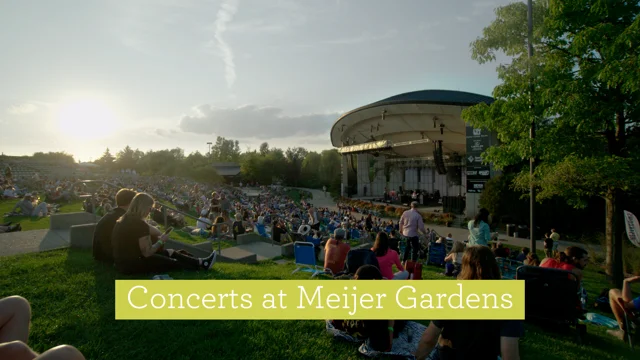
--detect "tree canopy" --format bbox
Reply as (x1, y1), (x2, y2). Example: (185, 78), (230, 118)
(464, 0), (640, 287)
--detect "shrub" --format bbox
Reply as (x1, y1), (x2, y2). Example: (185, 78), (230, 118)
(385, 206), (396, 213)
(395, 208), (405, 217)
(375, 204), (386, 211)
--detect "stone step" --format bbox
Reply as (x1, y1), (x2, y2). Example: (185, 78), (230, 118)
(219, 247), (258, 264)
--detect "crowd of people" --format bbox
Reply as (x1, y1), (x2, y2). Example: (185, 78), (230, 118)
(1, 168), (639, 359)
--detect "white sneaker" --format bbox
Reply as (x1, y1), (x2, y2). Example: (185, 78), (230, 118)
(202, 251), (217, 270)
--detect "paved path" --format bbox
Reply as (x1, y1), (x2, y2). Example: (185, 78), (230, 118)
(295, 187), (603, 255)
(0, 229), (70, 257)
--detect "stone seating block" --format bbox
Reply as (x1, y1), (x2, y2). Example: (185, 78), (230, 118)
(281, 242), (294, 257)
(69, 223), (96, 250)
(50, 212), (98, 230)
(237, 233), (263, 245)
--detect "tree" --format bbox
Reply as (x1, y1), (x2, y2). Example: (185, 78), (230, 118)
(259, 142), (270, 156)
(285, 147), (308, 186)
(96, 148), (115, 170)
(463, 0), (640, 287)
(115, 146), (136, 170)
(211, 136), (241, 162)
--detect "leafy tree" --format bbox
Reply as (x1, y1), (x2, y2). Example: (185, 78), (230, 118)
(259, 142), (269, 156)
(211, 136), (240, 162)
(96, 148), (115, 170)
(463, 0), (640, 287)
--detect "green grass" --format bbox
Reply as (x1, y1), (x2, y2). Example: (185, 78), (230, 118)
(0, 199), (86, 231)
(0, 249), (637, 360)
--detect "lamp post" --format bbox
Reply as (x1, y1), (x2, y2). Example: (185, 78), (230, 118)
(527, 0), (536, 253)
(207, 142), (213, 159)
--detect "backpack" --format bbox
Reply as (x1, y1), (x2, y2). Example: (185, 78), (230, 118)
(340, 249), (380, 276)
(593, 288), (612, 313)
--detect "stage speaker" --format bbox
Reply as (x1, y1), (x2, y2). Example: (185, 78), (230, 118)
(447, 166), (462, 185)
(434, 141), (447, 175)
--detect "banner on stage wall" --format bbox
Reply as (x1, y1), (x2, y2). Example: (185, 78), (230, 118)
(624, 210), (640, 248)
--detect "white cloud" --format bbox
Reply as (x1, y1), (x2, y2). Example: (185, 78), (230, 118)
(178, 104), (340, 140)
(211, 0), (239, 88)
(323, 29), (398, 45)
(7, 103), (37, 115)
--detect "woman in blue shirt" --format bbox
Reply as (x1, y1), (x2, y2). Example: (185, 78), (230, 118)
(468, 208), (491, 246)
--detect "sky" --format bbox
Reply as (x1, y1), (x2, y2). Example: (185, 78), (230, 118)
(0, 0), (514, 162)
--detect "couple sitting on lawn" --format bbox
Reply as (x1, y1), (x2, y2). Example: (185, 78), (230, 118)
(92, 188), (217, 275)
(10, 194), (49, 218)
(328, 246), (523, 360)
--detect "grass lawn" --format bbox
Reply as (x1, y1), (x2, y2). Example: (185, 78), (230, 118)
(0, 199), (86, 231)
(0, 249), (636, 360)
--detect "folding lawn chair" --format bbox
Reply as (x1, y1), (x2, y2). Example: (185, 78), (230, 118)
(291, 241), (324, 277)
(426, 242), (446, 266)
(617, 297), (640, 349)
(516, 265), (587, 343)
(256, 223), (270, 238)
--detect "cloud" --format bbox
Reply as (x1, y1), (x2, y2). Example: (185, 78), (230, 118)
(7, 103), (37, 115)
(455, 16), (471, 23)
(212, 0), (239, 88)
(323, 29), (398, 45)
(179, 104), (340, 139)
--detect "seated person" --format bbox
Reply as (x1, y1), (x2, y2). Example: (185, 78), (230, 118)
(93, 189), (136, 263)
(210, 216), (228, 239)
(607, 275), (640, 341)
(515, 247), (529, 262)
(324, 228), (351, 274)
(3, 186), (18, 199)
(523, 253), (540, 266)
(196, 210), (211, 231)
(372, 232), (407, 280)
(415, 246), (523, 360)
(329, 265), (407, 351)
(0, 295), (86, 360)
(231, 213), (246, 240)
(444, 241), (465, 277)
(540, 246), (589, 282)
(271, 218), (288, 243)
(111, 192), (218, 275)
(388, 230), (400, 253)
(11, 194), (48, 217)
(492, 242), (509, 258)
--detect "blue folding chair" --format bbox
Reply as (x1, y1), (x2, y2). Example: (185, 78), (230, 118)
(292, 242), (323, 277)
(427, 242), (446, 266)
(305, 235), (321, 246)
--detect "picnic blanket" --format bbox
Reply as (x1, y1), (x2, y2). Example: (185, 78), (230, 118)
(579, 312), (619, 329)
(326, 320), (426, 359)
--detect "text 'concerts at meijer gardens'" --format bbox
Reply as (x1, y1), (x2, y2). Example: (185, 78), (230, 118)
(115, 280), (525, 320)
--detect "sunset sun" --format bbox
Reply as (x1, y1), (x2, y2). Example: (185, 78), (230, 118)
(56, 98), (118, 139)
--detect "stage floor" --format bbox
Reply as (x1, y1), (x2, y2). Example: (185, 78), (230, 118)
(347, 196), (445, 213)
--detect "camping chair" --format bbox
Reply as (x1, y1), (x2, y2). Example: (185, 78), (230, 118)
(496, 258), (523, 279)
(333, 248), (380, 278)
(516, 265), (587, 343)
(426, 242), (446, 266)
(617, 297), (640, 349)
(292, 241), (324, 277)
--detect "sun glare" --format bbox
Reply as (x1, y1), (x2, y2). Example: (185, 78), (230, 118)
(56, 99), (118, 139)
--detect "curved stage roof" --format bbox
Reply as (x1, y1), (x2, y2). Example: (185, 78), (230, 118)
(330, 90), (494, 158)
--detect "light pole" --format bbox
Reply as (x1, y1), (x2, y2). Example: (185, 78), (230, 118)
(527, 0), (536, 253)
(207, 142), (213, 159)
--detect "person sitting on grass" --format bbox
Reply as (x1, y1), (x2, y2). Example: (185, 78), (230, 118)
(372, 232), (408, 280)
(111, 192), (217, 275)
(329, 265), (407, 352)
(414, 246), (523, 360)
(93, 188), (137, 263)
(515, 247), (529, 262)
(11, 194), (48, 218)
(444, 240), (465, 277)
(540, 246), (589, 282)
(232, 212), (246, 240)
(523, 253), (540, 266)
(606, 275), (640, 342)
(0, 295), (86, 360)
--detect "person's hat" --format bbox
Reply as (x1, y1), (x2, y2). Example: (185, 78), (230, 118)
(334, 228), (346, 238)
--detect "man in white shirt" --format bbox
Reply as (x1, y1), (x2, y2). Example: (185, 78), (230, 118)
(399, 202), (428, 262)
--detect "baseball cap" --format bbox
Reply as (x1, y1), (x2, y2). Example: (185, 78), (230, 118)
(334, 228), (346, 238)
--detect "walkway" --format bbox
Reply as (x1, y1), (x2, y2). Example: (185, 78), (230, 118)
(295, 187), (603, 255)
